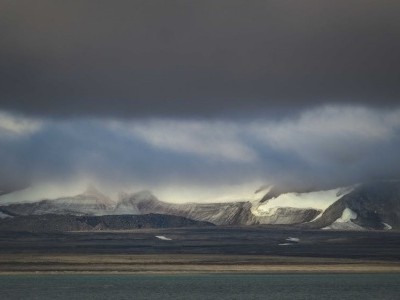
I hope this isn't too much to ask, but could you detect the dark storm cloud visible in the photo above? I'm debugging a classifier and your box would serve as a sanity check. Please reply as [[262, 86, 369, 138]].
[[1, 0, 400, 118], [1, 1, 400, 200]]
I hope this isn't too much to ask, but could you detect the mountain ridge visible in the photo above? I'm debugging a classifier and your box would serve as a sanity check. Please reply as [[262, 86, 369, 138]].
[[0, 180, 399, 230]]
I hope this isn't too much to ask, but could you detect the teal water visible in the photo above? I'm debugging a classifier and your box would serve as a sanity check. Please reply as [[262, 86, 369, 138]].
[[0, 273, 399, 300]]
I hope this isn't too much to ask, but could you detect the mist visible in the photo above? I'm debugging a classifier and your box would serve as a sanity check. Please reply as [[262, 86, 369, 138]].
[[0, 105, 399, 202]]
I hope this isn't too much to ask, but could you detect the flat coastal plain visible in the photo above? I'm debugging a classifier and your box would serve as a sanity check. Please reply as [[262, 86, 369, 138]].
[[1, 226, 400, 274]]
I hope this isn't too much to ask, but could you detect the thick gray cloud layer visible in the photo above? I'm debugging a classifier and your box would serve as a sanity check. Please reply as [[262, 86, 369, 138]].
[[0, 106, 399, 199], [1, 0, 400, 117]]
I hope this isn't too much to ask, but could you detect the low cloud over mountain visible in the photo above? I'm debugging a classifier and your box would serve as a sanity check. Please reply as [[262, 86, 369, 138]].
[[1, 105, 399, 201]]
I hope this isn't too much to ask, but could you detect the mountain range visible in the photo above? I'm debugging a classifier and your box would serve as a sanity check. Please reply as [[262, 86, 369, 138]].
[[0, 180, 399, 232]]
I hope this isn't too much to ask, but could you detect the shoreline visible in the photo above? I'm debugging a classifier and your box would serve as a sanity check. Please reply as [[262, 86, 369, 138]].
[[1, 254, 400, 274]]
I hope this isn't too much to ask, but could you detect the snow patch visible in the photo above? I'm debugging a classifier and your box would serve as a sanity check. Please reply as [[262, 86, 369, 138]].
[[286, 237, 300, 243], [155, 235, 172, 241], [336, 208, 357, 223], [322, 208, 364, 230], [254, 206, 279, 217], [252, 187, 352, 217], [382, 222, 392, 230]]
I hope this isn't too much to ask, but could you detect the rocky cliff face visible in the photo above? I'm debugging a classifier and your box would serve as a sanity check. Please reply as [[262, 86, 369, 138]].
[[114, 191, 255, 225], [253, 207, 321, 225]]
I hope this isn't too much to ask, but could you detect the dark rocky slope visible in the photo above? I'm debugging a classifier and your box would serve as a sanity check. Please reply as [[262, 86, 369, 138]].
[[0, 213, 213, 232], [307, 181, 400, 230]]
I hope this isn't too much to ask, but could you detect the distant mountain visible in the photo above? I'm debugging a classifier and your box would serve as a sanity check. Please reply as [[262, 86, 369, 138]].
[[0, 213, 213, 232], [0, 186, 115, 216], [307, 180, 400, 230], [0, 188, 335, 226], [0, 180, 399, 230]]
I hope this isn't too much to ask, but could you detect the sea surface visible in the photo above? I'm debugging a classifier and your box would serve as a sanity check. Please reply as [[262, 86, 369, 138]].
[[0, 273, 399, 300]]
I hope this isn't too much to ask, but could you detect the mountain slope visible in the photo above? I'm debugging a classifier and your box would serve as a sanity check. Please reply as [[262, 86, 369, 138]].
[[115, 191, 256, 225], [252, 187, 350, 225], [115, 191, 322, 226], [308, 181, 400, 230]]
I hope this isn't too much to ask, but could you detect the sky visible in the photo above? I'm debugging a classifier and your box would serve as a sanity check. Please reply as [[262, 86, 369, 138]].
[[0, 1, 400, 202]]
